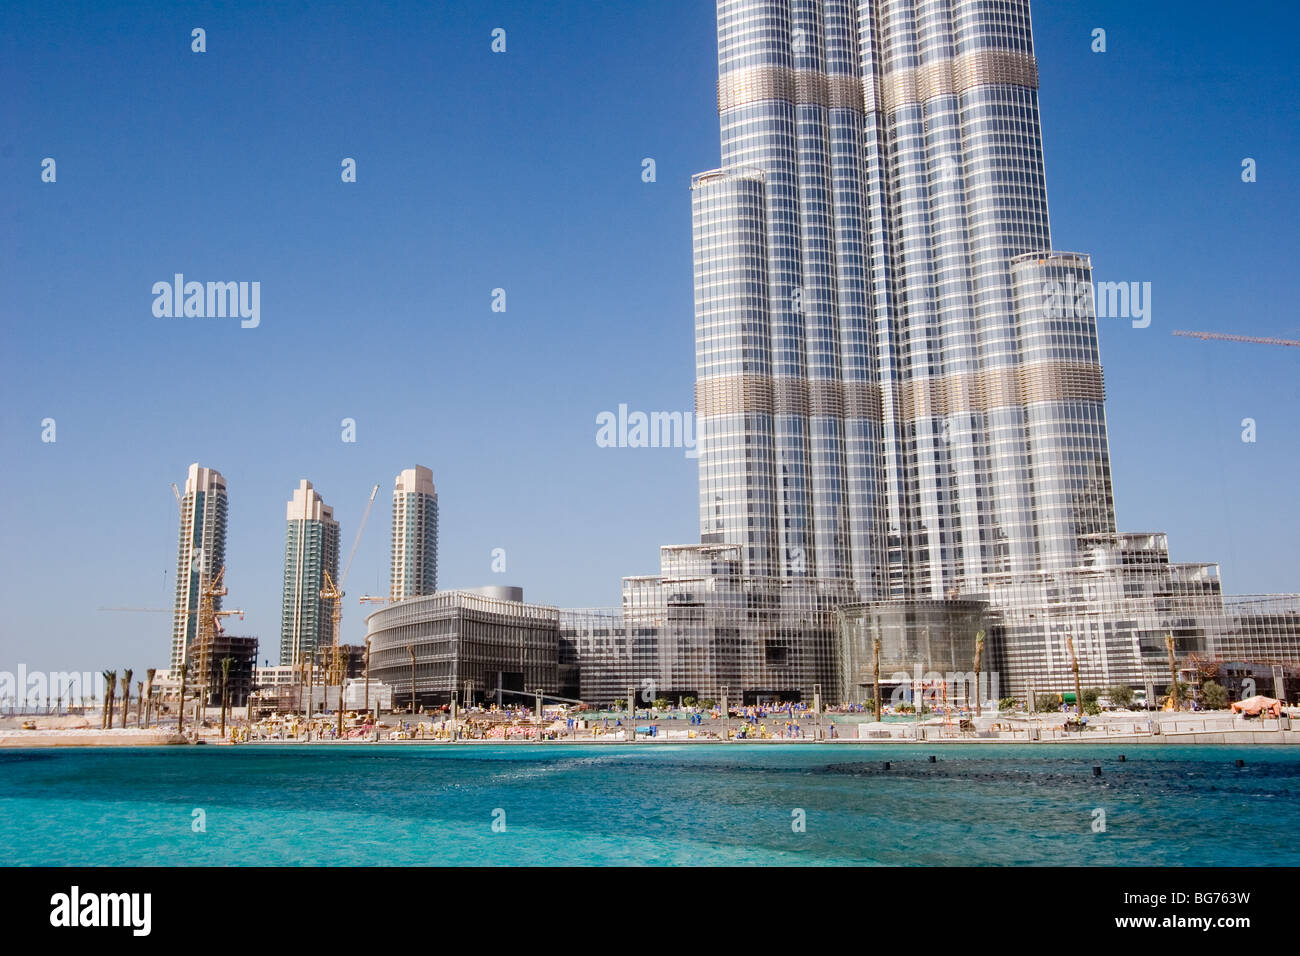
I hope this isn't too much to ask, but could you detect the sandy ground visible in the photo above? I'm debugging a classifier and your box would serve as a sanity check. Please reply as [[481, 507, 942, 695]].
[[0, 709, 1291, 747], [0, 728, 187, 747], [0, 715, 187, 746]]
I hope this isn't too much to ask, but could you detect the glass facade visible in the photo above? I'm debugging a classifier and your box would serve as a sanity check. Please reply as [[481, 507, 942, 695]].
[[696, 0, 1118, 601], [563, 546, 841, 706], [391, 466, 439, 600], [565, 1, 1299, 706], [279, 480, 340, 668], [170, 464, 228, 671], [367, 590, 559, 708], [837, 599, 989, 704]]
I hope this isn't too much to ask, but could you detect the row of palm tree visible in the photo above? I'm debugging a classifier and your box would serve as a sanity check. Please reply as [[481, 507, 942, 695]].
[[99, 668, 159, 729]]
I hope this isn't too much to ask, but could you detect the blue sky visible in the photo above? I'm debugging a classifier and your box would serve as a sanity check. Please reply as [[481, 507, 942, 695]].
[[2, 0, 1297, 673]]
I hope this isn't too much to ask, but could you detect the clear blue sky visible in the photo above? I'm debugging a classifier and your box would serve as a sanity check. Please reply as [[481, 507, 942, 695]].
[[2, 0, 1297, 673]]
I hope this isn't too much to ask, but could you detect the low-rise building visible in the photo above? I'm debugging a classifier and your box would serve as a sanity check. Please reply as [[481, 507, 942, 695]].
[[366, 587, 558, 710]]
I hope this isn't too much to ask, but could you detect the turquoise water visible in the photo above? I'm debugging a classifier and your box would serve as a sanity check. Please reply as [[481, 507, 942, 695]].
[[1, 744, 1296, 866]]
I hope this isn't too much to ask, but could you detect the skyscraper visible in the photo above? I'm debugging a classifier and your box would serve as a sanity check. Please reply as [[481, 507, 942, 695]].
[[170, 463, 228, 671], [582, 0, 1297, 707], [280, 479, 340, 668], [694, 0, 1115, 600], [390, 466, 438, 600]]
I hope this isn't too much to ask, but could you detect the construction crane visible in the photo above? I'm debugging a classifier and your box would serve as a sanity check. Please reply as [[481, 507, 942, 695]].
[[212, 608, 245, 634], [102, 606, 243, 621], [194, 565, 229, 715], [319, 483, 380, 735], [1173, 330, 1300, 348]]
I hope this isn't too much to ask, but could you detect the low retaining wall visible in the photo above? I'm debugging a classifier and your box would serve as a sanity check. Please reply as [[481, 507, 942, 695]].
[[0, 731, 187, 747]]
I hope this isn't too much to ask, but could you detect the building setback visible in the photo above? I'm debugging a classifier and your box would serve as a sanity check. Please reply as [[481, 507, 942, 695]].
[[170, 463, 228, 672], [280, 479, 340, 668], [692, 0, 1116, 597], [391, 465, 438, 600], [571, 0, 1300, 707]]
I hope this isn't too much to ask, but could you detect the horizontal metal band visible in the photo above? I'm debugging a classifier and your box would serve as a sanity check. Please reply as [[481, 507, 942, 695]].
[[954, 49, 1039, 95], [695, 374, 773, 417], [897, 362, 1104, 421], [881, 68, 917, 116], [695, 374, 884, 421], [843, 381, 883, 421], [827, 74, 865, 110], [984, 365, 1020, 410], [719, 50, 1036, 115], [880, 50, 1039, 113], [773, 376, 809, 416], [1019, 362, 1105, 405], [918, 58, 955, 104], [794, 69, 828, 108], [718, 65, 864, 113], [808, 379, 843, 417]]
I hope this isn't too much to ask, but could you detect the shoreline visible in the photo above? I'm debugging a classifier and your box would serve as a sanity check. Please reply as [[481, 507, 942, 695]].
[[2, 710, 1293, 749], [238, 729, 1300, 747], [1, 730, 1295, 748], [0, 730, 187, 748]]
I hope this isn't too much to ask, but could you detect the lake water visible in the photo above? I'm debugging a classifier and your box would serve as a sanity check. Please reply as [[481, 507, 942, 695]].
[[1, 743, 1295, 866]]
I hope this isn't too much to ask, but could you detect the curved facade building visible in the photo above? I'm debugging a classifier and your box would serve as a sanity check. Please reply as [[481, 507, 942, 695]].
[[1010, 252, 1116, 570], [698, 0, 1112, 600], [366, 589, 558, 709], [592, 0, 1299, 707], [693, 169, 780, 577], [837, 599, 989, 703]]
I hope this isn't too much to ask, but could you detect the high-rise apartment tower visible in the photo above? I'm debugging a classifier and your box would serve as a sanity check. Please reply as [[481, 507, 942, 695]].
[[170, 463, 228, 671], [391, 465, 438, 600], [280, 479, 340, 667], [693, 0, 1115, 601]]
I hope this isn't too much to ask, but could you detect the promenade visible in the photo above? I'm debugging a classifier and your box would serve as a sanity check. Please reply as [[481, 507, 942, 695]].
[[2, 710, 1294, 748]]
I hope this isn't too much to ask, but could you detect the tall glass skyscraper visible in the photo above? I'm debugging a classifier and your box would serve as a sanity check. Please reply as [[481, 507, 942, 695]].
[[280, 479, 340, 667], [170, 463, 228, 671], [390, 466, 438, 600], [577, 0, 1297, 706], [694, 0, 1115, 600]]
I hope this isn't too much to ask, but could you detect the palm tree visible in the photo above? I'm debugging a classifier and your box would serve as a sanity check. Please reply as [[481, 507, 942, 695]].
[[872, 634, 882, 722], [219, 657, 234, 738], [143, 669, 156, 727], [102, 671, 117, 728], [176, 659, 189, 736], [973, 630, 986, 717], [1165, 633, 1180, 711], [1065, 636, 1083, 724], [135, 681, 144, 727], [120, 670, 133, 728]]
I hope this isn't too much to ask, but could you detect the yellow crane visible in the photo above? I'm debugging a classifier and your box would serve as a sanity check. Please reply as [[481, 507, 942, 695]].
[[319, 483, 380, 735], [1173, 330, 1300, 348], [194, 565, 231, 717]]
